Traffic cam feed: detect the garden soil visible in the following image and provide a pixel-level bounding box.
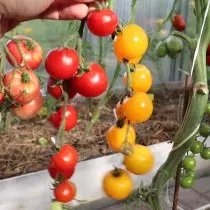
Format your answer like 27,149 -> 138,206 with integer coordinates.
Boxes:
0,89 -> 183,179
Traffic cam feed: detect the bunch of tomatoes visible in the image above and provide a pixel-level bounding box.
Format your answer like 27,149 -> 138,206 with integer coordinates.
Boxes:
180,105 -> 210,189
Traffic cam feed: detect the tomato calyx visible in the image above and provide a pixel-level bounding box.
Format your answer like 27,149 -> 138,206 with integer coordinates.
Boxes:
116,118 -> 125,128
21,72 -> 30,83
112,168 -> 122,177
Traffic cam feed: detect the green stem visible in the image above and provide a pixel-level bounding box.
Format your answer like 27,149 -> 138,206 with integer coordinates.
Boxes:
98,38 -> 105,67
107,0 -> 113,9
126,63 -> 132,92
129,0 -> 137,24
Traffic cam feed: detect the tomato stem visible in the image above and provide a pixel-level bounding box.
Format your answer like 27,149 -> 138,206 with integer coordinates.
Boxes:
125,63 -> 133,94
128,0 -> 137,24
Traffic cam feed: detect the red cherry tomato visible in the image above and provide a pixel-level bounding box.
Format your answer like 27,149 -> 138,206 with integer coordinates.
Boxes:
12,93 -> 43,120
0,91 -> 4,104
207,55 -> 210,66
54,181 -> 76,203
6,35 -> 42,70
3,69 -> 40,104
72,63 -> 108,97
172,15 -> 186,31
45,48 -> 79,80
47,77 -> 63,99
87,8 -> 118,37
48,158 -> 75,180
52,145 -> 78,171
49,105 -> 77,131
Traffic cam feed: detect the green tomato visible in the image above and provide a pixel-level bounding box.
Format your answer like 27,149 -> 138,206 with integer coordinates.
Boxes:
205,103 -> 210,114
190,140 -> 203,154
180,175 -> 194,189
182,156 -> 196,170
166,35 -> 184,54
155,41 -> 168,57
50,201 -> 63,210
200,147 -> 210,160
185,170 -> 196,179
199,124 -> 210,137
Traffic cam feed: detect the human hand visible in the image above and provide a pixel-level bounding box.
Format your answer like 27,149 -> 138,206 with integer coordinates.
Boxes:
0,0 -> 97,36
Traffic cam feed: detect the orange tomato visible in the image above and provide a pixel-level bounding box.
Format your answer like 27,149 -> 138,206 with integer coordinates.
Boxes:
115,101 -> 124,119
124,144 -> 154,175
123,64 -> 152,93
121,92 -> 153,123
106,123 -> 136,152
114,24 -> 148,64
103,168 -> 133,200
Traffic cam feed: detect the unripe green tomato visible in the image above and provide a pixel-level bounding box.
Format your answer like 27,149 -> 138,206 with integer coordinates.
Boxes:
166,35 -> 184,54
185,170 -> 196,179
180,175 -> 194,189
182,156 -> 196,170
50,201 -> 63,210
155,41 -> 168,57
200,147 -> 210,160
190,140 -> 203,154
205,103 -> 210,114
199,124 -> 210,137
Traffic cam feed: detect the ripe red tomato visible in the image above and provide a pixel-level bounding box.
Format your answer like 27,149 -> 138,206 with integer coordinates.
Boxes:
3,69 -> 40,104
64,79 -> 77,100
48,158 -> 75,180
72,63 -> 108,97
6,35 -> 42,70
0,91 -> 4,104
54,181 -> 76,203
45,48 -> 79,80
172,15 -> 186,31
52,145 -> 78,171
47,77 -> 63,99
207,55 -> 210,66
12,93 -> 43,120
49,105 -> 77,131
87,8 -> 118,37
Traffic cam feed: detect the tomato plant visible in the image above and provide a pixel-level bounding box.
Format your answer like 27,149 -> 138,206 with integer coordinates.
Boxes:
6,36 -> 43,70
172,15 -> 186,31
3,69 -> 40,104
182,156 -> 196,170
72,63 -> 108,97
54,181 -> 76,203
124,144 -> 154,175
87,8 -> 118,37
45,48 -> 79,80
103,168 -> 133,200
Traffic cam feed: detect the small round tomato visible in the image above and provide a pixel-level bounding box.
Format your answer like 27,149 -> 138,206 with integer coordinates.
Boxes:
185,170 -> 196,179
103,168 -> 133,200
50,201 -> 63,210
114,24 -> 148,64
6,35 -> 42,70
180,175 -> 194,189
182,156 -> 196,170
106,123 -> 136,152
0,91 -> 4,104
199,124 -> 210,137
3,69 -> 40,104
172,15 -> 186,32
12,93 -> 43,120
166,35 -> 183,54
52,145 -> 78,171
54,181 -> 76,203
72,63 -> 108,97
190,140 -> 203,154
48,158 -> 75,180
121,92 -> 153,123
124,144 -> 154,175
155,41 -> 168,57
50,105 -> 77,131
123,64 -> 152,93
200,147 -> 210,160
47,77 -> 63,99
45,48 -> 79,80
87,8 -> 118,37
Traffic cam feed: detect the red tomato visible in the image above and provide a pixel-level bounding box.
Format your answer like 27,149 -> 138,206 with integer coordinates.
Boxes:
52,145 -> 78,171
207,56 -> 210,66
49,105 -> 77,131
12,93 -> 43,120
87,8 -> 118,37
0,91 -> 4,104
3,69 -> 40,104
48,158 -> 75,180
72,63 -> 108,97
54,181 -> 76,203
6,35 -> 42,70
47,77 -> 63,99
63,79 -> 77,100
172,15 -> 186,31
207,44 -> 210,56
45,48 -> 79,80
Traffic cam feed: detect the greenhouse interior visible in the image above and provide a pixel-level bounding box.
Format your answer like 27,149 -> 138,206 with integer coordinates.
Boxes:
0,0 -> 210,209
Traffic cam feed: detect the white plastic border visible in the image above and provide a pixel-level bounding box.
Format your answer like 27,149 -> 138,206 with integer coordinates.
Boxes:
1,140 -> 210,210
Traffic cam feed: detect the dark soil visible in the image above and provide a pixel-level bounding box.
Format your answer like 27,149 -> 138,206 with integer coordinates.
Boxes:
0,89 -> 183,179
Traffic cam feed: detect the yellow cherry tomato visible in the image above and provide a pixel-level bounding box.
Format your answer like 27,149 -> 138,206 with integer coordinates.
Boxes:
121,92 -> 153,123
115,102 -> 124,119
106,123 -> 136,152
123,64 -> 152,93
114,24 -> 149,64
103,168 -> 133,200
124,144 -> 154,175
